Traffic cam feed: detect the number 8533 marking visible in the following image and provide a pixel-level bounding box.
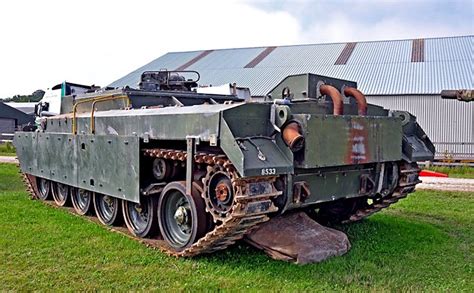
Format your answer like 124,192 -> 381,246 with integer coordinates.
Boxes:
261,168 -> 276,175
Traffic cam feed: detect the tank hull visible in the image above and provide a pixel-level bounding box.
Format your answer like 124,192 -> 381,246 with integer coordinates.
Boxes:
14,72 -> 435,256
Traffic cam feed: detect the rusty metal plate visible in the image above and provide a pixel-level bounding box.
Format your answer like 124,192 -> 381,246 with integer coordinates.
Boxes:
299,115 -> 402,168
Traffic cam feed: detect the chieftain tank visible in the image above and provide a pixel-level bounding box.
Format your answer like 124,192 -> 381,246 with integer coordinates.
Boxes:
14,71 -> 435,256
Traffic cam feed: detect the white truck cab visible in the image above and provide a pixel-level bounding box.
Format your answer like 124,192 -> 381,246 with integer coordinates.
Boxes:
35,82 -> 93,117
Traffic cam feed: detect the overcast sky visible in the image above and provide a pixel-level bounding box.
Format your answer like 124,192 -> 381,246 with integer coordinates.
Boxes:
0,0 -> 472,98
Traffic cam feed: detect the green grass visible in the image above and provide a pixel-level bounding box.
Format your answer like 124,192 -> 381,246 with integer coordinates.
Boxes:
0,142 -> 16,156
0,163 -> 473,291
424,165 -> 474,179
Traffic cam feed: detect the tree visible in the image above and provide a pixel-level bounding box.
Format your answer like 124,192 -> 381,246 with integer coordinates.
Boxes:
0,90 -> 44,102
32,89 -> 45,100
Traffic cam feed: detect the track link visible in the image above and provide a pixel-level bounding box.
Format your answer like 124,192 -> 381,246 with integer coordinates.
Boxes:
21,149 -> 281,257
142,149 -> 281,256
341,162 -> 421,224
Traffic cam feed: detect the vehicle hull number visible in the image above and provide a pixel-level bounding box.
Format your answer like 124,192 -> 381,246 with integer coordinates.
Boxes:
261,168 -> 276,175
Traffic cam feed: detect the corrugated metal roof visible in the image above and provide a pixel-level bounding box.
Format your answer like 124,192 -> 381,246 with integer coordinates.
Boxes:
109,35 -> 474,96
110,51 -> 205,88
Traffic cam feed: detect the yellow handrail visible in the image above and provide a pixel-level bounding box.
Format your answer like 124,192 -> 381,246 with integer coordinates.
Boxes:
72,94 -> 130,134
90,95 -> 130,134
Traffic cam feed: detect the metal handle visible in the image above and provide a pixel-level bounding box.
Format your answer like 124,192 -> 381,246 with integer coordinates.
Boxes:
72,95 -> 130,135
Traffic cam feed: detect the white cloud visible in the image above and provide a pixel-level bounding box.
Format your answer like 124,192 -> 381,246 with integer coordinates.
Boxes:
0,0 -> 301,97
299,11 -> 472,44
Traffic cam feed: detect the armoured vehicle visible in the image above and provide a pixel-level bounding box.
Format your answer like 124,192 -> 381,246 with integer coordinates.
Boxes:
14,71 -> 435,256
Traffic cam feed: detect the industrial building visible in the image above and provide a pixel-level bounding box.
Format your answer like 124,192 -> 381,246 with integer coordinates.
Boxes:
110,35 -> 473,160
0,102 -> 34,141
4,102 -> 36,115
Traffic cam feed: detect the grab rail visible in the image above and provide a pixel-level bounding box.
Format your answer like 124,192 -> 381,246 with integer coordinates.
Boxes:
72,95 -> 130,134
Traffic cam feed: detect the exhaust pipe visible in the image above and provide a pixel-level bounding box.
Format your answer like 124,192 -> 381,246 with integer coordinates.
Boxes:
320,84 -> 343,115
282,122 -> 305,152
344,86 -> 367,115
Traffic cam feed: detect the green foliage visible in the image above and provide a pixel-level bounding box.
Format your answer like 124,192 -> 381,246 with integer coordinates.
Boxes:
1,89 -> 44,102
0,163 -> 472,291
1,94 -> 42,103
0,142 -> 16,156
424,165 -> 474,179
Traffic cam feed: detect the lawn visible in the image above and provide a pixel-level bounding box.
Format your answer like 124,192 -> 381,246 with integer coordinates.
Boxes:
0,142 -> 16,156
0,163 -> 472,291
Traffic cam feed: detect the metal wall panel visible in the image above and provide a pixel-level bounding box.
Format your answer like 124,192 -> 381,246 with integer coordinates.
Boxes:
0,118 -> 15,139
347,39 -> 411,65
425,36 -> 472,62
256,42 -> 346,67
366,95 -> 474,160
189,47 -> 265,70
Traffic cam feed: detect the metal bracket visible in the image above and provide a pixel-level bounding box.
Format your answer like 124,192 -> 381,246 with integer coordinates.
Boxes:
143,132 -> 150,143
171,96 -> 184,107
141,182 -> 166,196
293,181 -> 310,204
270,103 -> 281,133
209,134 -> 218,146
186,136 -> 198,195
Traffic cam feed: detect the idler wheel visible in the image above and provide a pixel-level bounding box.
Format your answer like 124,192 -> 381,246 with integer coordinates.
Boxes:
158,181 -> 208,251
52,182 -> 70,206
207,171 -> 234,218
36,177 -> 51,200
152,158 -> 172,181
93,193 -> 122,226
122,196 -> 158,238
71,188 -> 93,215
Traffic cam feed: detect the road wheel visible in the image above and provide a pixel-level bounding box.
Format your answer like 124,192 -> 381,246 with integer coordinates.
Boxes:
122,196 -> 158,238
158,181 -> 208,251
52,182 -> 70,206
36,177 -> 51,200
93,193 -> 122,226
71,188 -> 93,215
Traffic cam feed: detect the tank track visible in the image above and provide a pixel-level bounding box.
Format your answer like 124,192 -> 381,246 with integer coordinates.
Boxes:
341,162 -> 421,224
20,149 -> 281,257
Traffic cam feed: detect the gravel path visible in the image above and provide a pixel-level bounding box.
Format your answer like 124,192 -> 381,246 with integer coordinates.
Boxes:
417,176 -> 474,192
0,156 -> 18,164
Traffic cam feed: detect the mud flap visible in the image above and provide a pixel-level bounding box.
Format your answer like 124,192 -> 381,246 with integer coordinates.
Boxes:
245,212 -> 351,264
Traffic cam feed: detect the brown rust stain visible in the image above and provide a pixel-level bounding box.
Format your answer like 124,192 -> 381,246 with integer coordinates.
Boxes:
244,46 -> 277,68
411,39 -> 425,62
345,119 -> 370,164
335,42 -> 357,65
175,50 -> 214,71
